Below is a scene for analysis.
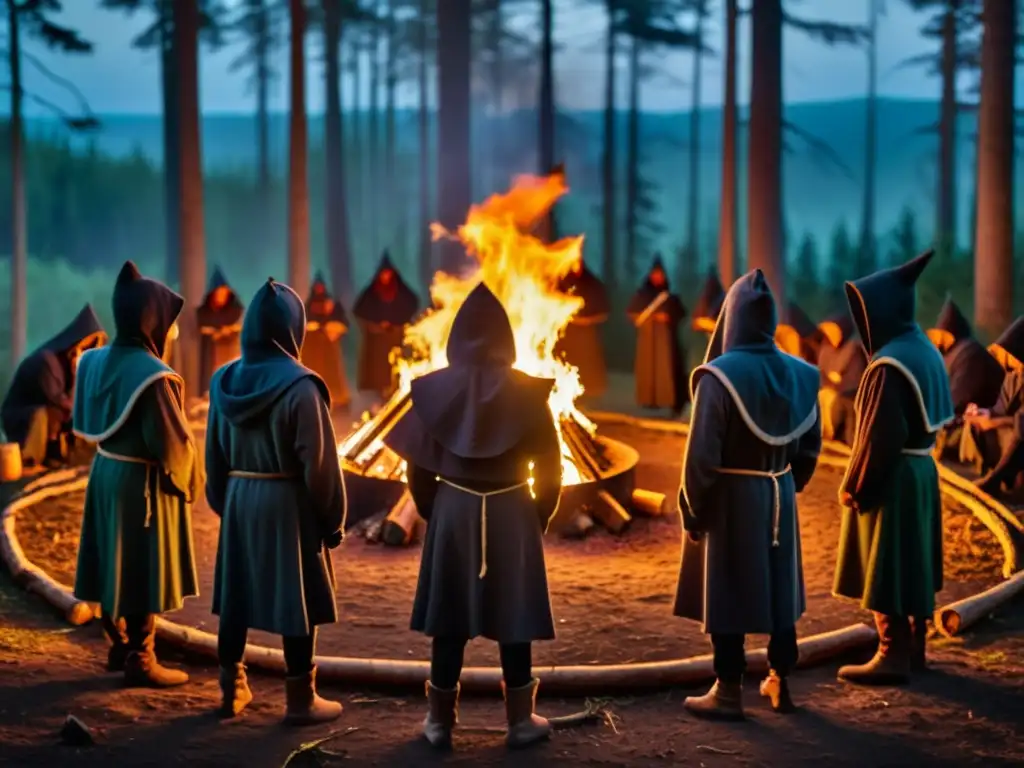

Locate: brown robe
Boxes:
[302,273,352,408]
[628,258,687,412]
[197,267,244,396]
[555,262,610,399]
[353,253,419,397]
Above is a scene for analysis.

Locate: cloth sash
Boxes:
[96,446,157,528]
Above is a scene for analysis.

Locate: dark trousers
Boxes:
[217,622,316,677]
[982,436,1024,490]
[430,637,532,690]
[711,627,798,684]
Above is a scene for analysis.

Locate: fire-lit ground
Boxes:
[2,418,1023,767]
[14,421,1007,669]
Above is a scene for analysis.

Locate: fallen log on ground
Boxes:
[592,490,631,534]
[935,569,1024,637]
[381,490,420,546]
[631,488,667,516]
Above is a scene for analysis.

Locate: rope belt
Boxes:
[227,470,297,480]
[901,446,935,457]
[435,477,529,579]
[96,446,158,528]
[714,465,793,548]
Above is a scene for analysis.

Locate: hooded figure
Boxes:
[383,282,562,751]
[832,250,954,686]
[301,271,352,408]
[816,311,868,444]
[353,252,420,397]
[72,261,199,689]
[197,267,244,395]
[554,259,610,399]
[205,278,346,725]
[691,270,725,335]
[1,304,106,467]
[674,269,821,721]
[627,255,688,413]
[925,297,1004,458]
[774,302,820,364]
[987,315,1024,373]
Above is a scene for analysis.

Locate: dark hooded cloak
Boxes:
[989,316,1024,372]
[353,252,420,396]
[674,269,821,635]
[206,279,344,637]
[833,250,952,618]
[384,282,561,643]
[1,303,106,456]
[775,301,821,364]
[627,255,688,411]
[555,260,610,399]
[301,271,352,407]
[73,261,200,619]
[928,297,1003,414]
[197,267,244,395]
[691,270,725,334]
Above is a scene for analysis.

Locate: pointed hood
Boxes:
[989,316,1024,371]
[692,269,819,444]
[111,260,184,359]
[928,296,972,350]
[386,282,554,462]
[306,270,349,327]
[353,252,420,325]
[626,255,687,319]
[198,265,244,329]
[38,303,106,357]
[211,278,328,425]
[845,249,932,357]
[691,270,725,333]
[557,259,610,319]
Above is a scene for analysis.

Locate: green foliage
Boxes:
[791,231,821,311]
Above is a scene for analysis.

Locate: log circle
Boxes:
[1,413,1021,695]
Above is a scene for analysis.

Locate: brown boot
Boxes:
[101,615,128,672]
[683,680,745,720]
[122,615,189,688]
[219,663,254,718]
[910,616,929,673]
[759,670,795,713]
[502,678,551,749]
[283,666,342,726]
[838,613,910,686]
[422,681,459,748]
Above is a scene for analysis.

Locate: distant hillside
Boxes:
[21,98,1020,265]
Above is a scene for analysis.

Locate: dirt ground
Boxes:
[1,412,1023,766]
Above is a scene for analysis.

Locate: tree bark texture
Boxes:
[717,0,737,287]
[324,0,354,302]
[287,0,311,300]
[686,3,703,274]
[625,34,640,276]
[8,0,27,367]
[160,0,181,288]
[601,0,617,285]
[936,1,959,253]
[417,0,433,291]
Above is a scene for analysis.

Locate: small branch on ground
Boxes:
[281,727,360,768]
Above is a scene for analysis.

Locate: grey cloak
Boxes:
[674,269,822,635]
[384,282,562,643]
[73,261,201,619]
[206,279,346,638]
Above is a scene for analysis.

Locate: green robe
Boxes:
[72,344,201,618]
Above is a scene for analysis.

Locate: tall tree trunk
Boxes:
[385,0,397,252]
[488,0,504,192]
[160,0,181,287]
[8,0,26,367]
[936,0,959,254]
[324,0,354,303]
[686,2,704,275]
[347,34,363,263]
[436,0,473,273]
[601,0,617,285]
[747,0,784,306]
[625,33,640,275]
[287,0,310,299]
[173,0,207,395]
[858,0,878,276]
[537,0,556,241]
[717,0,737,286]
[974,0,1016,336]
[254,0,271,207]
[368,4,381,255]
[417,0,432,291]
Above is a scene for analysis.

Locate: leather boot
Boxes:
[123,615,189,688]
[283,666,343,726]
[683,680,745,720]
[101,614,128,672]
[838,613,910,686]
[910,616,929,673]
[502,678,551,749]
[422,681,459,748]
[759,670,795,713]
[219,663,254,718]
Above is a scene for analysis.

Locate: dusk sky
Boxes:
[5,2,1012,117]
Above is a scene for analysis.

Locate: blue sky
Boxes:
[4,1,1009,116]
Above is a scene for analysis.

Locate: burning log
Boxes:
[631,488,667,516]
[935,569,1024,637]
[381,490,422,546]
